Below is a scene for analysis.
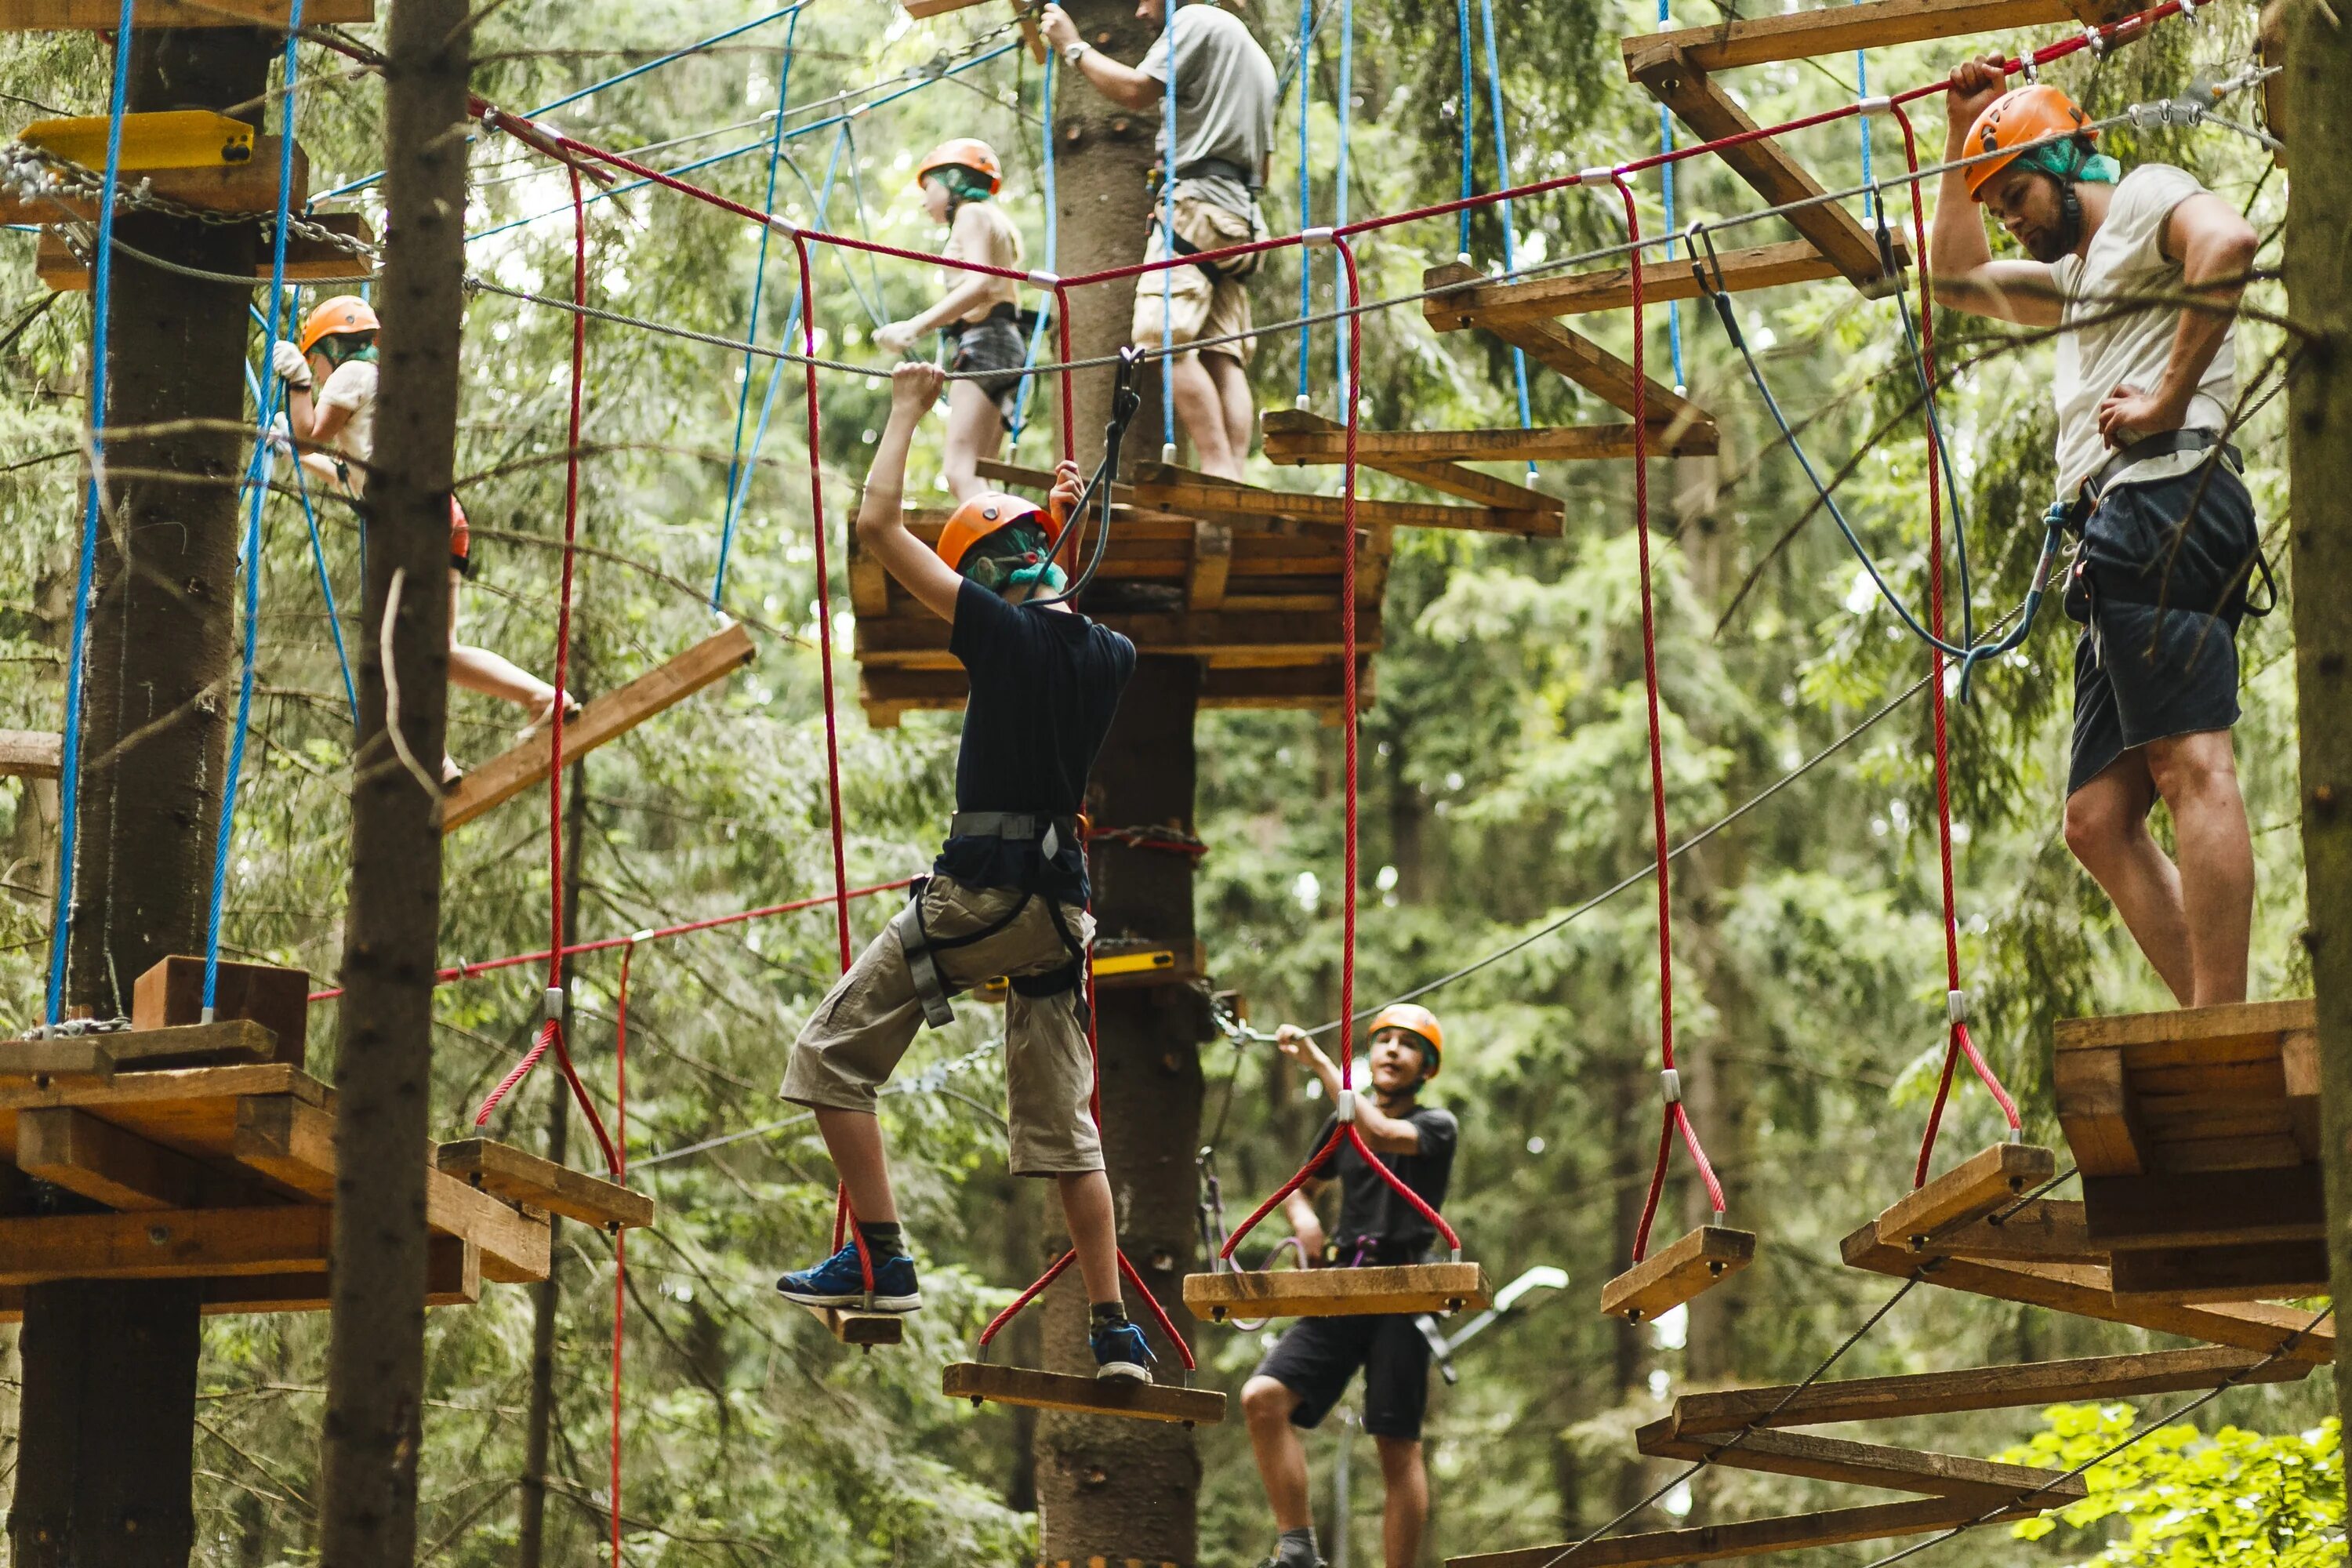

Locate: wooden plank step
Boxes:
[1875,1143,2056,1250]
[942,1362,1225,1426]
[1425,262,1703,428]
[857,607,1382,668]
[1260,410,1565,510]
[2053,998,2314,1056]
[1127,461,1558,538]
[2082,1169,2323,1251]
[0,728,61,779]
[0,1019,278,1087]
[435,1138,655,1231]
[1599,1225,1755,1323]
[1184,1262,1489,1323]
[1621,0,2124,78]
[1262,420,1719,464]
[800,1303,905,1347]
[2107,1241,2331,1304]
[1425,238,1907,330]
[1443,1497,2033,1568]
[0,0,369,24]
[0,1061,327,1117]
[440,622,755,831]
[1840,1218,2336,1364]
[1638,1422,2087,1502]
[1661,1346,2307,1439]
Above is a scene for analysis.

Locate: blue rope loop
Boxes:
[1009,52,1059,448]
[46,0,143,1025]
[1475,0,1534,457]
[1295,0,1314,405]
[245,333,359,727]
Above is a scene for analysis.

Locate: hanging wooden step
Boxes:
[440,622,755,831]
[1184,1261,1489,1323]
[1638,1421,2087,1503]
[1425,238,1908,330]
[435,1138,655,1231]
[1443,1495,2038,1568]
[802,1304,905,1347]
[1599,1225,1755,1323]
[1873,1142,2056,1251]
[942,1362,1226,1426]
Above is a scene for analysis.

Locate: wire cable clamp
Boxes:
[1947,989,1971,1025]
[1660,1067,1682,1104]
[545,985,565,1022]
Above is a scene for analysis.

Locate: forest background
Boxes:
[0,0,2333,1563]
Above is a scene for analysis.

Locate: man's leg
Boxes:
[1169,352,1243,479]
[2064,755,2198,1005]
[941,380,1001,503]
[812,1108,897,1224]
[1241,1376,1315,1530]
[1374,1436,1428,1568]
[1206,350,1254,465]
[2143,728,2254,1006]
[1055,1169,1121,1305]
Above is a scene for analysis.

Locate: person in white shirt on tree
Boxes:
[1931,60,2264,1008]
[272,296,576,785]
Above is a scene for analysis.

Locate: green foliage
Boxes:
[1998,1406,2344,1566]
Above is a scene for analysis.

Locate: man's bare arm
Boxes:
[855,363,967,623]
[1929,53,2063,325]
[2094,191,2259,444]
[1038,5,1162,112]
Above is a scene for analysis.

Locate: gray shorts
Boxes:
[781,877,1102,1175]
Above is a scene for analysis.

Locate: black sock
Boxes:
[1090,1300,1129,1328]
[1276,1526,1319,1568]
[855,1221,906,1258]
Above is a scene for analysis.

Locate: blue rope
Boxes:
[1009,53,1059,448]
[1294,0,1313,405]
[1159,8,1178,458]
[1331,0,1352,403]
[1857,33,1874,222]
[1660,0,1684,390]
[204,0,306,1016]
[1454,0,1474,259]
[1476,0,1534,460]
[710,7,801,613]
[312,4,807,206]
[246,332,358,726]
[45,0,139,1025]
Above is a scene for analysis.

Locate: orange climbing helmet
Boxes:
[916,137,1003,194]
[936,491,1062,575]
[1962,83,2097,200]
[297,294,379,355]
[1367,1003,1443,1078]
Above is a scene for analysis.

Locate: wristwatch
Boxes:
[1061,38,1090,67]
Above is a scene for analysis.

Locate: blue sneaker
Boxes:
[1091,1318,1156,1383]
[776,1242,920,1312]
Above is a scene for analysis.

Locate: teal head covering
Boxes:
[2013,137,2121,188]
[930,164,997,206]
[960,518,1067,597]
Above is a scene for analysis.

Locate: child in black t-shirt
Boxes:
[1242,1004,1458,1568]
[777,362,1151,1381]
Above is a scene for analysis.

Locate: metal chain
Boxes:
[4,142,383,258]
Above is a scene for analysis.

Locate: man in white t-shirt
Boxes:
[1040,0,1276,480]
[1931,59,2263,1008]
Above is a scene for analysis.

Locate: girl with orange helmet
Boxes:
[272,295,577,784]
[872,139,1030,503]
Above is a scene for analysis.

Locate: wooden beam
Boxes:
[1621,0,2119,77]
[942,1362,1227,1426]
[0,728,61,779]
[1425,263,1704,427]
[1127,461,1558,537]
[2053,997,2315,1054]
[2053,1044,2151,1177]
[0,1237,479,1319]
[15,1106,212,1210]
[1874,1143,2057,1250]
[439,622,755,830]
[1663,1346,2307,1439]
[2082,1169,2324,1250]
[1599,1225,1755,1323]
[0,1060,325,1116]
[0,0,369,24]
[1443,1497,2035,1568]
[1927,1200,2107,1265]
[2107,1241,2332,1303]
[1186,521,1232,611]
[0,1204,332,1283]
[37,214,373,290]
[857,607,1382,668]
[0,1018,278,1087]
[1183,1262,1490,1323]
[435,1138,655,1231]
[1425,240,1907,330]
[0,137,305,223]
[858,660,1368,724]
[1630,50,1892,291]
[1261,411,1566,510]
[1263,420,1719,465]
[1639,1423,2085,1502]
[801,1303,905,1346]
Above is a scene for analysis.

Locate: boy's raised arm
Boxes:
[856,362,969,623]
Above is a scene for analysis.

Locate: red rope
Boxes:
[610,941,632,1568]
[1615,174,1727,1264]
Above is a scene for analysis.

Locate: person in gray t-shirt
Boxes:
[1041,0,1275,481]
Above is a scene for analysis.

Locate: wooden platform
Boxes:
[1183,1261,1488,1323]
[1598,1225,1755,1323]
[439,622,755,830]
[2053,1000,2323,1301]
[942,1362,1226,1426]
[0,136,305,224]
[36,214,374,292]
[0,729,60,780]
[0,0,368,24]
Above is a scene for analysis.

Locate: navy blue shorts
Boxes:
[1253,1312,1434,1441]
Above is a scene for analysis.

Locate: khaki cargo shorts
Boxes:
[782,877,1102,1175]
[1131,197,1258,366]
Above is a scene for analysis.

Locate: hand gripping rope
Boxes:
[1611,175,1728,1263]
[1218,233,1463,1269]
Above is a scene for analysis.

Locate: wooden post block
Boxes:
[439,622,755,830]
[1183,1261,1490,1322]
[1442,1497,2033,1568]
[0,729,61,779]
[2053,1046,2150,1177]
[1598,1226,1755,1322]
[435,1138,655,1230]
[1186,521,1232,612]
[942,1362,1226,1426]
[15,1105,209,1210]
[801,1303,905,1346]
[2082,1169,2323,1250]
[1638,1422,2087,1503]
[132,954,309,1068]
[1873,1143,2057,1250]
[2107,1241,2332,1303]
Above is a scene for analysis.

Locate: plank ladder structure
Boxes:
[439,622,757,831]
[0,958,652,1318]
[848,459,1558,728]
[2054,999,2325,1301]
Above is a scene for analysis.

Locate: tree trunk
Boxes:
[8,25,268,1568]
[316,0,468,1559]
[2282,0,2352,1448]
